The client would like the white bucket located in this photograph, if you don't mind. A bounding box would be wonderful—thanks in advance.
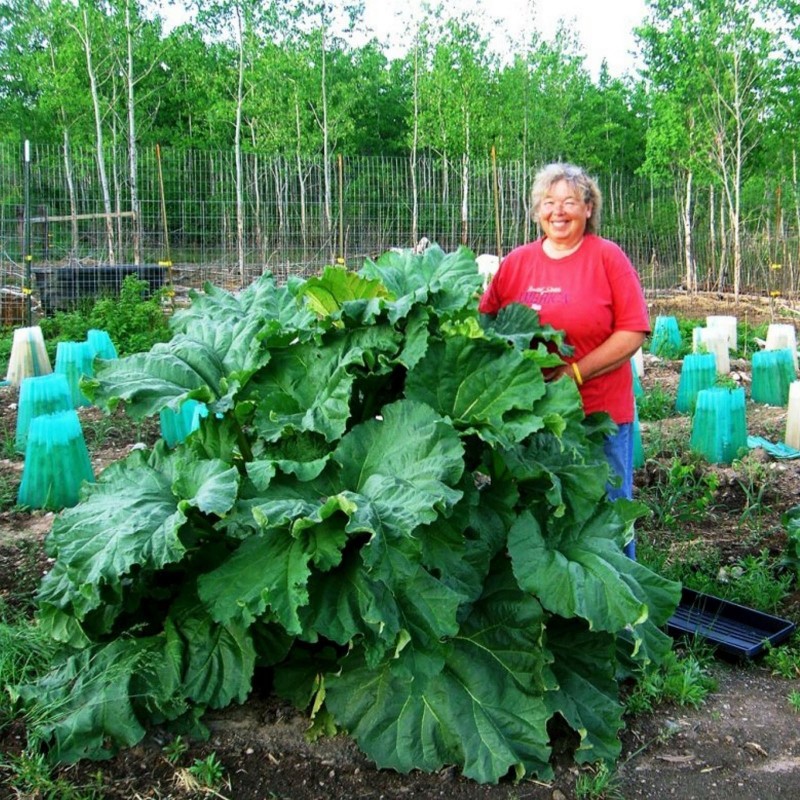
[786,381,800,449]
[6,326,53,387]
[693,328,730,374]
[706,315,737,351]
[766,323,798,371]
[476,254,500,290]
[631,347,644,378]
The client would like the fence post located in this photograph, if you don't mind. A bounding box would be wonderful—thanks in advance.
[23,139,32,327]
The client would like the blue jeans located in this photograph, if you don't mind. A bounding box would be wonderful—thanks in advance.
[603,423,636,559]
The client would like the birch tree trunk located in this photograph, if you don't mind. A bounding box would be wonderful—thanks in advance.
[61,129,80,257]
[460,110,470,245]
[75,4,116,265]
[410,40,420,245]
[234,4,246,286]
[125,0,141,265]
[683,170,695,291]
[717,190,728,292]
[49,32,80,257]
[294,90,308,250]
[320,25,333,258]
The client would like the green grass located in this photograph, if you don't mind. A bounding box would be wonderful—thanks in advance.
[681,550,793,612]
[0,751,105,800]
[626,645,717,716]
[0,472,18,511]
[0,418,18,460]
[638,455,720,534]
[637,385,676,421]
[574,762,624,800]
[765,634,800,679]
[0,606,59,728]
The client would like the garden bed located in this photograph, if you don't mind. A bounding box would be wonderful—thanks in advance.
[2,291,800,799]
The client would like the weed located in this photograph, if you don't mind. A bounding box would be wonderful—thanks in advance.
[0,418,19,460]
[789,690,800,713]
[626,646,716,715]
[641,418,689,461]
[0,750,104,800]
[735,321,770,359]
[714,374,738,390]
[637,384,676,421]
[574,762,624,800]
[163,735,190,765]
[79,405,159,452]
[733,455,778,527]
[0,608,58,724]
[689,549,792,611]
[764,636,800,679]
[187,752,226,789]
[639,456,719,533]
[0,471,18,511]
[0,330,12,371]
[654,541,722,586]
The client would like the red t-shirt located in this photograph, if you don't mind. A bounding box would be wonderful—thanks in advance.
[478,235,650,424]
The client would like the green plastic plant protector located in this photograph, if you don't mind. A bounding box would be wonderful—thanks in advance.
[159,399,206,447]
[632,364,644,398]
[751,349,795,406]
[17,409,95,510]
[55,341,96,407]
[650,315,682,359]
[690,386,747,464]
[15,372,73,453]
[87,329,118,360]
[633,402,644,469]
[675,353,717,414]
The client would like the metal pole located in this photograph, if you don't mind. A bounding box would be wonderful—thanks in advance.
[156,144,174,309]
[491,146,503,260]
[23,139,32,327]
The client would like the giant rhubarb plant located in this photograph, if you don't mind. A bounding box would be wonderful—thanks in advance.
[22,245,680,782]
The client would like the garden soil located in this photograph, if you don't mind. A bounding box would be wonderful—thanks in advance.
[1,292,800,799]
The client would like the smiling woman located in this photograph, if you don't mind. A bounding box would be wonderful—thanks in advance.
[479,161,650,557]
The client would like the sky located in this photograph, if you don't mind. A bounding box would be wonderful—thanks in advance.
[158,0,649,80]
[360,0,649,79]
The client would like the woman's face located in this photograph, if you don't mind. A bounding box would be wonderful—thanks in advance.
[537,179,592,249]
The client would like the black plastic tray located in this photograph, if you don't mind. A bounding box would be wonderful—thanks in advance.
[666,587,797,658]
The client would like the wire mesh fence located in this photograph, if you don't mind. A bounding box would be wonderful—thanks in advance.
[0,140,798,321]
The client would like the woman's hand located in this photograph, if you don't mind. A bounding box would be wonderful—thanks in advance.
[542,364,576,383]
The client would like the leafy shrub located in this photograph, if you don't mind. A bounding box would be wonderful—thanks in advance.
[0,330,12,370]
[18,247,680,782]
[38,275,171,358]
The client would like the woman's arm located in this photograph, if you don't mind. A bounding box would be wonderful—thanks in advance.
[551,330,646,383]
